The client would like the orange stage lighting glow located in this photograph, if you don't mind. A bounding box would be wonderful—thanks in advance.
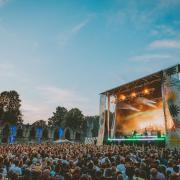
[115,101,166,135]
[131,92,136,97]
[144,88,149,94]
[120,95,126,100]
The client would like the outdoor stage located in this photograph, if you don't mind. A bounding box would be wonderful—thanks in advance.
[98,64,180,148]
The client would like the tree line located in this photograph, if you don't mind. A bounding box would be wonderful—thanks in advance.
[0,90,99,137]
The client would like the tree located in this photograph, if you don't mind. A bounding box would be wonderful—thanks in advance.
[16,128,23,138]
[48,106,67,127]
[64,108,84,130]
[32,120,47,128]
[29,120,47,140]
[84,116,100,137]
[54,129,59,140]
[2,124,10,138]
[42,128,49,140]
[2,124,10,143]
[29,127,36,140]
[0,90,22,124]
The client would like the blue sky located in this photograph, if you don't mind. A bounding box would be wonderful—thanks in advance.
[0,0,180,123]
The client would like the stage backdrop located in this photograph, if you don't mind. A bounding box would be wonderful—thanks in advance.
[109,85,166,139]
[113,99,165,137]
[162,65,180,149]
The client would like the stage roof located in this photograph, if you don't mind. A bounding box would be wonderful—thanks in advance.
[101,64,180,96]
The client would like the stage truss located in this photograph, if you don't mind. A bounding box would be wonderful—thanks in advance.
[98,64,180,148]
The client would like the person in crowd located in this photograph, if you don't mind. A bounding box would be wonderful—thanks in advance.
[0,143,180,179]
[150,168,166,180]
[9,160,22,176]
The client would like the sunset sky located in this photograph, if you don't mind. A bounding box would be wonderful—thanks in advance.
[0,0,180,123]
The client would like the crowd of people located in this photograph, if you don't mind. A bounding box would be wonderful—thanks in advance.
[0,143,180,180]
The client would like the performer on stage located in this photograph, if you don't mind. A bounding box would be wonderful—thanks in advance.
[133,130,137,136]
[157,130,161,138]
[144,128,148,136]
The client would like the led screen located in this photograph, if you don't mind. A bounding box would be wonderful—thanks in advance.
[114,99,165,136]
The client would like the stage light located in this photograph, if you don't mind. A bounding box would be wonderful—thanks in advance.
[144,88,149,94]
[131,92,136,97]
[120,95,126,100]
[108,136,166,142]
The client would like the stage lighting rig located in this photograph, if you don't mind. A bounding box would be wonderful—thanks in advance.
[143,88,149,94]
[131,92,137,97]
[119,95,126,101]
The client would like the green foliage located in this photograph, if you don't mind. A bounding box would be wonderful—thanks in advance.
[54,129,59,140]
[65,129,70,139]
[29,127,36,140]
[48,106,68,127]
[2,124,10,137]
[64,108,84,130]
[32,120,47,128]
[42,128,48,140]
[16,128,23,138]
[0,90,22,124]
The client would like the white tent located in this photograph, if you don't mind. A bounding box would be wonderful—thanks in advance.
[53,139,74,144]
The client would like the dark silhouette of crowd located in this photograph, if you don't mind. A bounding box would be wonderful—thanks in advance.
[0,144,180,180]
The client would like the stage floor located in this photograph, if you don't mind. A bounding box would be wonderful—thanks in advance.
[108,134,166,142]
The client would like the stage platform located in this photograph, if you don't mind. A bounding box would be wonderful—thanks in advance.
[108,134,166,142]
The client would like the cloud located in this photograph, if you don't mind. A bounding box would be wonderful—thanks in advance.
[0,0,8,7]
[149,40,180,49]
[108,0,180,31]
[20,85,96,123]
[0,63,14,70]
[71,19,89,33]
[159,0,180,8]
[150,25,176,37]
[21,100,51,124]
[0,63,31,84]
[130,54,173,62]
[0,63,16,78]
[174,20,180,25]
[37,86,89,105]
[5,84,91,123]
[21,86,98,124]
[0,64,97,123]
[58,18,90,47]
[107,7,152,30]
